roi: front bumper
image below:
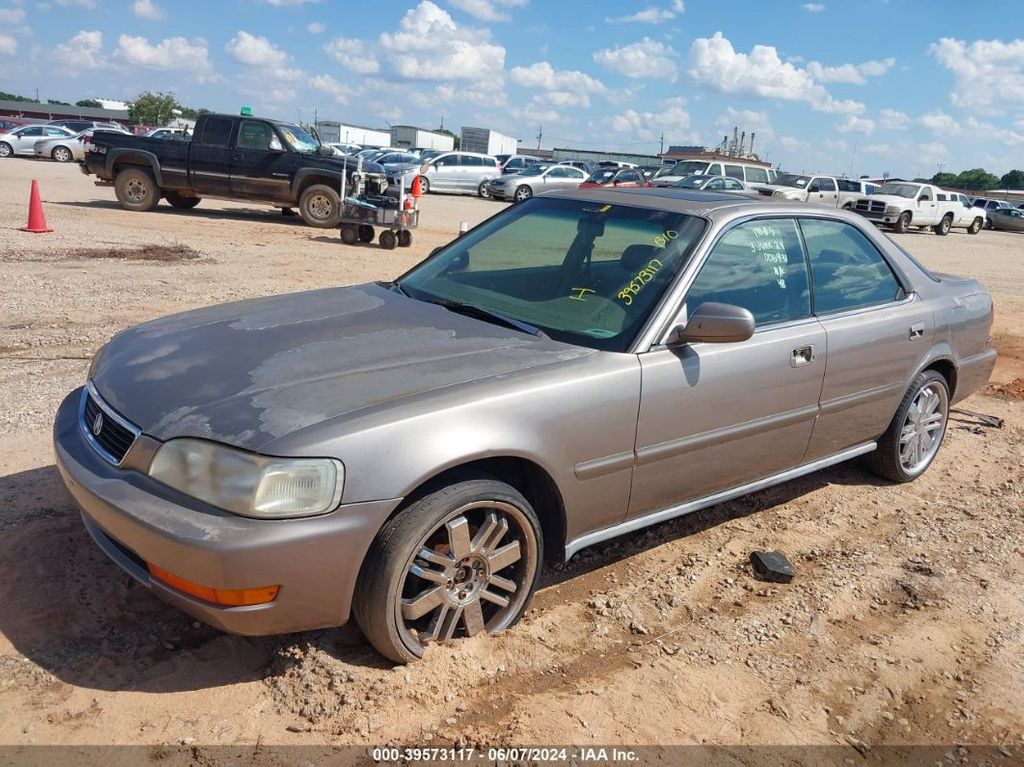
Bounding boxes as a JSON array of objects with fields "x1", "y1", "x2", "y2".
[{"x1": 53, "y1": 388, "x2": 401, "y2": 636}]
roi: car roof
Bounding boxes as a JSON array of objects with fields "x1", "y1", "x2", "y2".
[{"x1": 544, "y1": 186, "x2": 818, "y2": 216}]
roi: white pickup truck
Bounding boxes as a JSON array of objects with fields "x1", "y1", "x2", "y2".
[
  {"x1": 852, "y1": 181, "x2": 986, "y2": 235},
  {"x1": 761, "y1": 174, "x2": 879, "y2": 208}
]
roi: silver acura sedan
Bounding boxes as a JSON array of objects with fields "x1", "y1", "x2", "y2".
[{"x1": 54, "y1": 190, "x2": 996, "y2": 663}]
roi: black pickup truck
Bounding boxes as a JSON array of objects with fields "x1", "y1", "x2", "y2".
[{"x1": 81, "y1": 113, "x2": 388, "y2": 228}]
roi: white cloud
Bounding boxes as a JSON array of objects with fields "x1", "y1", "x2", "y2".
[
  {"x1": 866, "y1": 141, "x2": 949, "y2": 165},
  {"x1": 446, "y1": 0, "x2": 526, "y2": 22},
  {"x1": 836, "y1": 115, "x2": 875, "y2": 135},
  {"x1": 879, "y1": 109, "x2": 910, "y2": 130},
  {"x1": 824, "y1": 138, "x2": 848, "y2": 153},
  {"x1": 594, "y1": 37, "x2": 679, "y2": 82},
  {"x1": 802, "y1": 3, "x2": 824, "y2": 11},
  {"x1": 307, "y1": 22, "x2": 324, "y2": 34},
  {"x1": 117, "y1": 35, "x2": 215, "y2": 78},
  {"x1": 509, "y1": 61, "x2": 605, "y2": 94},
  {"x1": 324, "y1": 37, "x2": 380, "y2": 74},
  {"x1": 607, "y1": 0, "x2": 683, "y2": 23},
  {"x1": 0, "y1": 34, "x2": 15, "y2": 56},
  {"x1": 132, "y1": 0, "x2": 166, "y2": 20},
  {"x1": 55, "y1": 30, "x2": 105, "y2": 70},
  {"x1": 511, "y1": 100, "x2": 567, "y2": 125},
  {"x1": 0, "y1": 8, "x2": 26, "y2": 23},
  {"x1": 378, "y1": 1, "x2": 504, "y2": 82},
  {"x1": 715, "y1": 107, "x2": 774, "y2": 141},
  {"x1": 807, "y1": 57, "x2": 894, "y2": 85},
  {"x1": 778, "y1": 136, "x2": 810, "y2": 153},
  {"x1": 686, "y1": 32, "x2": 864, "y2": 114},
  {"x1": 226, "y1": 30, "x2": 302, "y2": 82},
  {"x1": 610, "y1": 96, "x2": 691, "y2": 142},
  {"x1": 930, "y1": 37, "x2": 1024, "y2": 111},
  {"x1": 309, "y1": 74, "x2": 348, "y2": 105},
  {"x1": 55, "y1": 0, "x2": 97, "y2": 8},
  {"x1": 919, "y1": 112, "x2": 1024, "y2": 147}
]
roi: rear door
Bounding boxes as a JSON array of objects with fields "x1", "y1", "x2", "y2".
[
  {"x1": 229, "y1": 119, "x2": 293, "y2": 202},
  {"x1": 188, "y1": 117, "x2": 235, "y2": 196},
  {"x1": 799, "y1": 217, "x2": 933, "y2": 460},
  {"x1": 629, "y1": 217, "x2": 826, "y2": 518}
]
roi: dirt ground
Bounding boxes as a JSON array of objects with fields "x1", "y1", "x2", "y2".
[{"x1": 0, "y1": 157, "x2": 1022, "y2": 756}]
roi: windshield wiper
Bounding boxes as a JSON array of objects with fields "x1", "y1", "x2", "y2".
[{"x1": 432, "y1": 298, "x2": 548, "y2": 338}]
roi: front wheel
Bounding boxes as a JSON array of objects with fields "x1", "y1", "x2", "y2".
[
  {"x1": 967, "y1": 217, "x2": 983, "y2": 235},
  {"x1": 52, "y1": 146, "x2": 73, "y2": 163},
  {"x1": 477, "y1": 181, "x2": 492, "y2": 199},
  {"x1": 165, "y1": 191, "x2": 201, "y2": 209},
  {"x1": 892, "y1": 211, "x2": 911, "y2": 234},
  {"x1": 866, "y1": 370, "x2": 949, "y2": 483},
  {"x1": 933, "y1": 214, "x2": 952, "y2": 236},
  {"x1": 514, "y1": 185, "x2": 532, "y2": 203},
  {"x1": 298, "y1": 184, "x2": 341, "y2": 228},
  {"x1": 0, "y1": 142, "x2": 12, "y2": 158},
  {"x1": 379, "y1": 229, "x2": 397, "y2": 250},
  {"x1": 114, "y1": 167, "x2": 161, "y2": 212},
  {"x1": 354, "y1": 478, "x2": 543, "y2": 664}
]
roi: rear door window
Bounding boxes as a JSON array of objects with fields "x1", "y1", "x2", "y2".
[
  {"x1": 200, "y1": 117, "x2": 234, "y2": 146},
  {"x1": 724, "y1": 164, "x2": 744, "y2": 180},
  {"x1": 745, "y1": 166, "x2": 769, "y2": 184},
  {"x1": 462, "y1": 155, "x2": 485, "y2": 167}
]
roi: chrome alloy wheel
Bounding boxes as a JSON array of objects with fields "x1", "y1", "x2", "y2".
[
  {"x1": 899, "y1": 382, "x2": 948, "y2": 474},
  {"x1": 398, "y1": 501, "x2": 538, "y2": 647},
  {"x1": 123, "y1": 177, "x2": 148, "y2": 204}
]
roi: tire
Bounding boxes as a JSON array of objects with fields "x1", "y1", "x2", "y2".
[
  {"x1": 358, "y1": 224, "x2": 375, "y2": 243},
  {"x1": 298, "y1": 184, "x2": 341, "y2": 228},
  {"x1": 113, "y1": 167, "x2": 161, "y2": 212},
  {"x1": 892, "y1": 211, "x2": 911, "y2": 234},
  {"x1": 984, "y1": 217, "x2": 993, "y2": 230},
  {"x1": 353, "y1": 478, "x2": 543, "y2": 664},
  {"x1": 52, "y1": 146, "x2": 73, "y2": 163},
  {"x1": 842, "y1": 202, "x2": 853, "y2": 211},
  {"x1": 933, "y1": 214, "x2": 952, "y2": 236},
  {"x1": 398, "y1": 230, "x2": 412, "y2": 248},
  {"x1": 0, "y1": 142, "x2": 12, "y2": 158},
  {"x1": 967, "y1": 217, "x2": 983, "y2": 235},
  {"x1": 865, "y1": 370, "x2": 949, "y2": 483},
  {"x1": 164, "y1": 191, "x2": 201, "y2": 209},
  {"x1": 514, "y1": 185, "x2": 532, "y2": 203},
  {"x1": 416, "y1": 176, "x2": 430, "y2": 194},
  {"x1": 477, "y1": 181, "x2": 492, "y2": 199},
  {"x1": 340, "y1": 224, "x2": 359, "y2": 245},
  {"x1": 379, "y1": 229, "x2": 398, "y2": 250}
]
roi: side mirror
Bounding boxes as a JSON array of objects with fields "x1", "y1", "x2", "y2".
[{"x1": 667, "y1": 302, "x2": 756, "y2": 345}]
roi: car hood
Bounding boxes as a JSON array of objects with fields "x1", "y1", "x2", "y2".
[{"x1": 89, "y1": 283, "x2": 592, "y2": 452}]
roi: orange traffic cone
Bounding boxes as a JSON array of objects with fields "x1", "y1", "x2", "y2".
[
  {"x1": 21, "y1": 180, "x2": 53, "y2": 233},
  {"x1": 411, "y1": 175, "x2": 423, "y2": 198}
]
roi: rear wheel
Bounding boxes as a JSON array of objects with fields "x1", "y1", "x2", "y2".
[
  {"x1": 298, "y1": 184, "x2": 341, "y2": 228},
  {"x1": 892, "y1": 211, "x2": 911, "y2": 234},
  {"x1": 114, "y1": 167, "x2": 161, "y2": 212},
  {"x1": 51, "y1": 146, "x2": 73, "y2": 163},
  {"x1": 354, "y1": 478, "x2": 542, "y2": 664},
  {"x1": 933, "y1": 214, "x2": 952, "y2": 236},
  {"x1": 165, "y1": 191, "x2": 201, "y2": 209},
  {"x1": 967, "y1": 217, "x2": 983, "y2": 235},
  {"x1": 866, "y1": 370, "x2": 949, "y2": 483},
  {"x1": 416, "y1": 176, "x2": 430, "y2": 194}
]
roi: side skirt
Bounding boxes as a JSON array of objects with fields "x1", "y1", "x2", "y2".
[{"x1": 564, "y1": 441, "x2": 877, "y2": 560}]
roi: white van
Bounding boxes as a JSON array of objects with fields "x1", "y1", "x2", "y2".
[{"x1": 650, "y1": 159, "x2": 777, "y2": 188}]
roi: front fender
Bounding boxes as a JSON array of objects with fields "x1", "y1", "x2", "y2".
[{"x1": 292, "y1": 167, "x2": 343, "y2": 198}]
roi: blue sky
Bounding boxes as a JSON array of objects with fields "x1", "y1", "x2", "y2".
[{"x1": 2, "y1": 0, "x2": 1023, "y2": 178}]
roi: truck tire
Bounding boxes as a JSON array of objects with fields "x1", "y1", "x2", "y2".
[
  {"x1": 968, "y1": 217, "x2": 983, "y2": 235},
  {"x1": 933, "y1": 214, "x2": 953, "y2": 236},
  {"x1": 298, "y1": 184, "x2": 341, "y2": 228},
  {"x1": 114, "y1": 167, "x2": 161, "y2": 212},
  {"x1": 165, "y1": 191, "x2": 201, "y2": 209},
  {"x1": 892, "y1": 211, "x2": 911, "y2": 234}
]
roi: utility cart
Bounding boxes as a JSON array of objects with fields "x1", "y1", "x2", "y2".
[{"x1": 338, "y1": 199, "x2": 419, "y2": 250}]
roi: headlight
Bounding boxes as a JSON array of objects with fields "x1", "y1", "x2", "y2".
[
  {"x1": 885, "y1": 205, "x2": 900, "y2": 214},
  {"x1": 148, "y1": 438, "x2": 343, "y2": 519}
]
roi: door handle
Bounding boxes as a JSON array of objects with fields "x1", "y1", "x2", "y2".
[
  {"x1": 791, "y1": 345, "x2": 815, "y2": 367},
  {"x1": 909, "y1": 323, "x2": 925, "y2": 339}
]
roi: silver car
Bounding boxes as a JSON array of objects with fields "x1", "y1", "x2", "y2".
[
  {"x1": 34, "y1": 129, "x2": 92, "y2": 162},
  {"x1": 0, "y1": 124, "x2": 75, "y2": 157},
  {"x1": 54, "y1": 191, "x2": 995, "y2": 664},
  {"x1": 487, "y1": 163, "x2": 589, "y2": 202},
  {"x1": 989, "y1": 208, "x2": 1024, "y2": 232},
  {"x1": 414, "y1": 151, "x2": 502, "y2": 197}
]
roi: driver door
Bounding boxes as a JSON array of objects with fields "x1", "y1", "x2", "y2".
[
  {"x1": 230, "y1": 120, "x2": 294, "y2": 202},
  {"x1": 628, "y1": 217, "x2": 827, "y2": 519}
]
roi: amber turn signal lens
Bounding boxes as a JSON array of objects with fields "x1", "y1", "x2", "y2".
[{"x1": 147, "y1": 563, "x2": 279, "y2": 606}]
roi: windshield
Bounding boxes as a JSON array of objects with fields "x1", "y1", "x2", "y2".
[
  {"x1": 517, "y1": 165, "x2": 548, "y2": 177},
  {"x1": 668, "y1": 161, "x2": 708, "y2": 177},
  {"x1": 378, "y1": 152, "x2": 419, "y2": 164},
  {"x1": 776, "y1": 174, "x2": 810, "y2": 188},
  {"x1": 585, "y1": 169, "x2": 617, "y2": 184},
  {"x1": 397, "y1": 197, "x2": 706, "y2": 352},
  {"x1": 877, "y1": 183, "x2": 921, "y2": 198},
  {"x1": 279, "y1": 124, "x2": 320, "y2": 152},
  {"x1": 674, "y1": 175, "x2": 712, "y2": 189}
]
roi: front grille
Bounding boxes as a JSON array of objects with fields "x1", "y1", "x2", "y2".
[
  {"x1": 81, "y1": 385, "x2": 139, "y2": 465},
  {"x1": 855, "y1": 199, "x2": 886, "y2": 214}
]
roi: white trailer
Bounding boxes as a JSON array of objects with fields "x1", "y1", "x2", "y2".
[
  {"x1": 460, "y1": 126, "x2": 518, "y2": 157},
  {"x1": 315, "y1": 121, "x2": 391, "y2": 147},
  {"x1": 390, "y1": 126, "x2": 455, "y2": 152}
]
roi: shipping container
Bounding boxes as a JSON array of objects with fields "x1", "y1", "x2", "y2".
[
  {"x1": 315, "y1": 121, "x2": 391, "y2": 147},
  {"x1": 390, "y1": 126, "x2": 455, "y2": 152},
  {"x1": 460, "y1": 126, "x2": 518, "y2": 157}
]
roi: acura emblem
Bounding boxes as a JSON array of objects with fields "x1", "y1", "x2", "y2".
[{"x1": 92, "y1": 412, "x2": 104, "y2": 436}]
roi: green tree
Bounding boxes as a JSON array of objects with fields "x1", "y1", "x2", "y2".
[
  {"x1": 0, "y1": 91, "x2": 34, "y2": 102},
  {"x1": 178, "y1": 106, "x2": 212, "y2": 119},
  {"x1": 47, "y1": 99, "x2": 70, "y2": 105},
  {"x1": 127, "y1": 91, "x2": 181, "y2": 126},
  {"x1": 999, "y1": 169, "x2": 1024, "y2": 189},
  {"x1": 75, "y1": 99, "x2": 103, "y2": 108},
  {"x1": 931, "y1": 172, "x2": 959, "y2": 187},
  {"x1": 955, "y1": 168, "x2": 1000, "y2": 191}
]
